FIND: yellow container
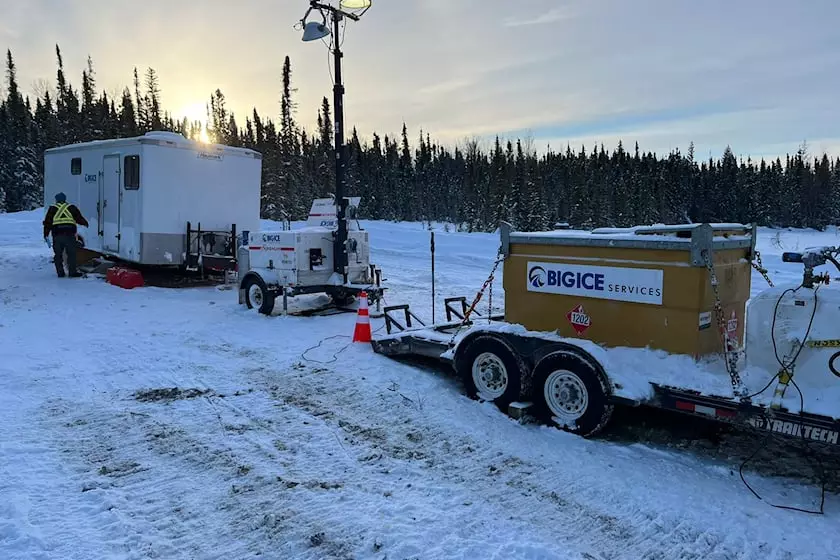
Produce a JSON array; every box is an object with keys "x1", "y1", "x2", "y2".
[{"x1": 500, "y1": 223, "x2": 755, "y2": 358}]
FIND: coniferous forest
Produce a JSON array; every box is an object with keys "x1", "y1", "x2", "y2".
[{"x1": 1, "y1": 46, "x2": 838, "y2": 232}]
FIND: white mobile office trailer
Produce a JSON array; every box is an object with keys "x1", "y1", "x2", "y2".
[{"x1": 43, "y1": 131, "x2": 262, "y2": 268}]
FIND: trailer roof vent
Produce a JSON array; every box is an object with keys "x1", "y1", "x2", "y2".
[{"x1": 144, "y1": 131, "x2": 189, "y2": 145}]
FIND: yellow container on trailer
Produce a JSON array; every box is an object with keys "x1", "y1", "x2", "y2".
[{"x1": 500, "y1": 223, "x2": 755, "y2": 358}]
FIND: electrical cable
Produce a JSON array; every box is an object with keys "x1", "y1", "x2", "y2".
[
  {"x1": 300, "y1": 308, "x2": 386, "y2": 365},
  {"x1": 325, "y1": 35, "x2": 335, "y2": 87},
  {"x1": 301, "y1": 334, "x2": 351, "y2": 364},
  {"x1": 737, "y1": 280, "x2": 825, "y2": 514},
  {"x1": 738, "y1": 382, "x2": 826, "y2": 515}
]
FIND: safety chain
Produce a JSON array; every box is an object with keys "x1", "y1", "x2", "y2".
[
  {"x1": 450, "y1": 254, "x2": 505, "y2": 344},
  {"x1": 751, "y1": 250, "x2": 774, "y2": 287},
  {"x1": 701, "y1": 249, "x2": 749, "y2": 400},
  {"x1": 488, "y1": 269, "x2": 494, "y2": 324}
]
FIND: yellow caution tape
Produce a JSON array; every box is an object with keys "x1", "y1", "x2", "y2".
[{"x1": 806, "y1": 340, "x2": 840, "y2": 348}]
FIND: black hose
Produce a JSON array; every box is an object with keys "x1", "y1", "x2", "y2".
[{"x1": 738, "y1": 284, "x2": 824, "y2": 514}]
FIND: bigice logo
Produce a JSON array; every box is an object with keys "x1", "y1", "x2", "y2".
[
  {"x1": 526, "y1": 261, "x2": 664, "y2": 305},
  {"x1": 529, "y1": 266, "x2": 546, "y2": 288}
]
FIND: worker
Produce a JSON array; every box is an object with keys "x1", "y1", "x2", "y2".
[{"x1": 43, "y1": 192, "x2": 89, "y2": 278}]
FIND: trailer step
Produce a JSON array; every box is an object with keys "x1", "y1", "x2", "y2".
[{"x1": 508, "y1": 401, "x2": 533, "y2": 420}]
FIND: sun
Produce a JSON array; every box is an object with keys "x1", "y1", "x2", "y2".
[
  {"x1": 179, "y1": 101, "x2": 208, "y2": 123},
  {"x1": 177, "y1": 102, "x2": 211, "y2": 143}
]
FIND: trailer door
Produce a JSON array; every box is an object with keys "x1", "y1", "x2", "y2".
[{"x1": 102, "y1": 154, "x2": 121, "y2": 252}]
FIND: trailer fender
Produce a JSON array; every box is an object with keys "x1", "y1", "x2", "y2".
[
  {"x1": 240, "y1": 272, "x2": 279, "y2": 315},
  {"x1": 239, "y1": 271, "x2": 260, "y2": 304},
  {"x1": 239, "y1": 269, "x2": 282, "y2": 291},
  {"x1": 452, "y1": 331, "x2": 551, "y2": 397},
  {"x1": 239, "y1": 270, "x2": 281, "y2": 305}
]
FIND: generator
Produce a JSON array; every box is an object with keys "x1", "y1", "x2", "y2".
[
  {"x1": 237, "y1": 197, "x2": 383, "y2": 315},
  {"x1": 501, "y1": 223, "x2": 753, "y2": 358}
]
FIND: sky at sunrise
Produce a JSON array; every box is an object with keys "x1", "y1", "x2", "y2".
[{"x1": 2, "y1": 0, "x2": 840, "y2": 159}]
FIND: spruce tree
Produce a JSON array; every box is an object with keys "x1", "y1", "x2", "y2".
[
  {"x1": 0, "y1": 104, "x2": 9, "y2": 212},
  {"x1": 4, "y1": 50, "x2": 41, "y2": 211},
  {"x1": 1, "y1": 43, "x2": 839, "y2": 230},
  {"x1": 316, "y1": 97, "x2": 334, "y2": 199},
  {"x1": 119, "y1": 88, "x2": 139, "y2": 137},
  {"x1": 145, "y1": 68, "x2": 163, "y2": 131}
]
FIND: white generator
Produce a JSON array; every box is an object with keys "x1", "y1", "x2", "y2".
[
  {"x1": 237, "y1": 197, "x2": 384, "y2": 314},
  {"x1": 43, "y1": 131, "x2": 262, "y2": 271}
]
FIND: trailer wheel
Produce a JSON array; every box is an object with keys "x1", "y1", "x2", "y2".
[
  {"x1": 457, "y1": 336, "x2": 523, "y2": 411},
  {"x1": 243, "y1": 275, "x2": 275, "y2": 315},
  {"x1": 531, "y1": 352, "x2": 613, "y2": 437}
]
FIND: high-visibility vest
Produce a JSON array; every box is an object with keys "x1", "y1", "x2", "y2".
[{"x1": 52, "y1": 202, "x2": 76, "y2": 226}]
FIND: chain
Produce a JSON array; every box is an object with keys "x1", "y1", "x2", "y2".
[
  {"x1": 751, "y1": 250, "x2": 774, "y2": 287},
  {"x1": 449, "y1": 254, "x2": 504, "y2": 344},
  {"x1": 488, "y1": 270, "x2": 494, "y2": 324},
  {"x1": 701, "y1": 249, "x2": 749, "y2": 400}
]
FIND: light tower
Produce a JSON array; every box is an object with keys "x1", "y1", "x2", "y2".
[{"x1": 299, "y1": 0, "x2": 372, "y2": 282}]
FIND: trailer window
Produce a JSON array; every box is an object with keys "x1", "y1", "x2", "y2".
[
  {"x1": 124, "y1": 155, "x2": 140, "y2": 190},
  {"x1": 71, "y1": 158, "x2": 82, "y2": 175}
]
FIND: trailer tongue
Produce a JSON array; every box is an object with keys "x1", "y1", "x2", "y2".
[{"x1": 372, "y1": 222, "x2": 840, "y2": 447}]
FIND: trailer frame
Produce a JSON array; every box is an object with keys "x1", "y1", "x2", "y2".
[{"x1": 372, "y1": 299, "x2": 840, "y2": 447}]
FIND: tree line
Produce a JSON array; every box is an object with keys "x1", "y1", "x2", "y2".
[{"x1": 1, "y1": 46, "x2": 838, "y2": 232}]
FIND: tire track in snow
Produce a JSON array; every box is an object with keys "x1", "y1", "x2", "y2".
[
  {"x1": 170, "y1": 333, "x2": 795, "y2": 560},
  {"x1": 245, "y1": 363, "x2": 767, "y2": 560},
  {"x1": 133, "y1": 325, "x2": 828, "y2": 560}
]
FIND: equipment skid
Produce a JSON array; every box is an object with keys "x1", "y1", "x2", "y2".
[{"x1": 372, "y1": 222, "x2": 840, "y2": 447}]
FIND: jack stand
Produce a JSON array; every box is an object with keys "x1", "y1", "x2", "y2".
[
  {"x1": 370, "y1": 296, "x2": 383, "y2": 319},
  {"x1": 282, "y1": 289, "x2": 289, "y2": 316},
  {"x1": 369, "y1": 266, "x2": 384, "y2": 319}
]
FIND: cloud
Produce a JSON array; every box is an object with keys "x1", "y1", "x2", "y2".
[
  {"x1": 3, "y1": 0, "x2": 840, "y2": 159},
  {"x1": 504, "y1": 7, "x2": 573, "y2": 28}
]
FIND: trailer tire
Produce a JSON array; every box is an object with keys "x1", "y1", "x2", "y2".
[
  {"x1": 457, "y1": 336, "x2": 523, "y2": 411},
  {"x1": 243, "y1": 275, "x2": 275, "y2": 315},
  {"x1": 531, "y1": 352, "x2": 613, "y2": 437}
]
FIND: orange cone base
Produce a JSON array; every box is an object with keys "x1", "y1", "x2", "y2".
[
  {"x1": 353, "y1": 323, "x2": 371, "y2": 343},
  {"x1": 353, "y1": 291, "x2": 372, "y2": 343}
]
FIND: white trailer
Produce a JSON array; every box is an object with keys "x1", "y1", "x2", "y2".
[
  {"x1": 43, "y1": 131, "x2": 262, "y2": 269},
  {"x1": 238, "y1": 197, "x2": 384, "y2": 314}
]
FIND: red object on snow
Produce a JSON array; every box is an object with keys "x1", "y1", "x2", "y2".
[
  {"x1": 353, "y1": 291, "x2": 372, "y2": 343},
  {"x1": 106, "y1": 267, "x2": 144, "y2": 290}
]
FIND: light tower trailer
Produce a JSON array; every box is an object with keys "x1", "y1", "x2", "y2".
[
  {"x1": 43, "y1": 131, "x2": 262, "y2": 273},
  {"x1": 373, "y1": 222, "x2": 840, "y2": 447},
  {"x1": 237, "y1": 197, "x2": 384, "y2": 315}
]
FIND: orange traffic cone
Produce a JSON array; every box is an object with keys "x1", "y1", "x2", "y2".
[{"x1": 353, "y1": 291, "x2": 372, "y2": 343}]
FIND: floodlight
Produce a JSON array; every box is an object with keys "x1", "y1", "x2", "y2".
[
  {"x1": 302, "y1": 21, "x2": 330, "y2": 41},
  {"x1": 340, "y1": 0, "x2": 372, "y2": 9}
]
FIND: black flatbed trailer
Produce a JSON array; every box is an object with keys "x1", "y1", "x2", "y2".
[{"x1": 372, "y1": 298, "x2": 840, "y2": 447}]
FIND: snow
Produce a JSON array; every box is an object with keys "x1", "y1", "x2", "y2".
[
  {"x1": 2, "y1": 209, "x2": 840, "y2": 559},
  {"x1": 510, "y1": 222, "x2": 754, "y2": 244},
  {"x1": 44, "y1": 131, "x2": 257, "y2": 158}
]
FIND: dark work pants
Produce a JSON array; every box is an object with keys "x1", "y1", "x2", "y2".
[{"x1": 53, "y1": 234, "x2": 77, "y2": 277}]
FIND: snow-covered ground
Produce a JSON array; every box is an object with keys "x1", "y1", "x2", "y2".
[{"x1": 1, "y1": 210, "x2": 839, "y2": 560}]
